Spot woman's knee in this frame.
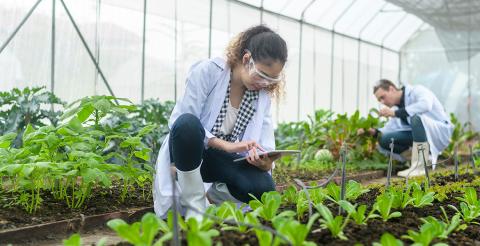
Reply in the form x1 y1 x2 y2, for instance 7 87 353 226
171 113 205 140
240 175 275 200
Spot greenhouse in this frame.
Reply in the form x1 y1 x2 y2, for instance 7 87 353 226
0 0 479 245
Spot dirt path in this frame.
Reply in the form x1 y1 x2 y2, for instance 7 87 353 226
24 229 123 246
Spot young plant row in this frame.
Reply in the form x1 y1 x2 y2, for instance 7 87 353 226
65 176 480 246
0 96 161 213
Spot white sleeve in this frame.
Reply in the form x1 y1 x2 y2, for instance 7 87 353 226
405 85 434 116
168 60 216 146
258 98 275 151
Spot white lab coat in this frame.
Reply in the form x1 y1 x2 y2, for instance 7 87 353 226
379 84 453 164
153 57 275 217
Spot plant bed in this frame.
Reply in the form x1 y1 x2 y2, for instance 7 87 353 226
275 170 384 192
0 183 152 231
0 207 153 244
97 171 480 246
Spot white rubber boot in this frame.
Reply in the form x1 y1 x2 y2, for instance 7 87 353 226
177 163 207 221
397 142 429 177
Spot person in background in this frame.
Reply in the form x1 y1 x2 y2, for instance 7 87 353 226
359 79 453 177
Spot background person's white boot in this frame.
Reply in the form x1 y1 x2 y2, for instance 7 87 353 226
397 142 429 177
177 163 207 220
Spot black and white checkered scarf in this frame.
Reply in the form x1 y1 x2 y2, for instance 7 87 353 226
211 83 259 142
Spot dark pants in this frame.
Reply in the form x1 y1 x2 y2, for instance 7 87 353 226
169 113 275 203
379 115 427 154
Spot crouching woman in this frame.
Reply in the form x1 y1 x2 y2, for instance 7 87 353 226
153 25 288 220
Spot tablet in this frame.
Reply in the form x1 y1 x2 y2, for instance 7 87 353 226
233 150 301 162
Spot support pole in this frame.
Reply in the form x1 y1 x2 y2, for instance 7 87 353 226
0 0 43 55
141 0 147 102
59 0 118 103
329 0 356 111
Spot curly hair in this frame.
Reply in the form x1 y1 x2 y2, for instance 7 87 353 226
225 25 288 99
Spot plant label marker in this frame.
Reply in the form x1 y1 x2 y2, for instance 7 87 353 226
297 132 304 165
386 138 394 189
469 144 477 175
454 146 459 181
419 144 430 188
339 143 347 215
170 162 180 246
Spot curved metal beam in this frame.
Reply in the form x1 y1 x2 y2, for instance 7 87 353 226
230 0 399 53
0 0 43 55
59 0 118 103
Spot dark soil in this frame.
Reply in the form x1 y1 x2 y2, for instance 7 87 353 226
274 167 384 190
4 170 480 245
214 172 480 245
0 183 152 231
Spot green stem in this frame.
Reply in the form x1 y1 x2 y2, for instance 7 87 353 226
71 179 75 209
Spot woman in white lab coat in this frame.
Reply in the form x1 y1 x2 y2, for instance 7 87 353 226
153 25 288 219
368 79 453 177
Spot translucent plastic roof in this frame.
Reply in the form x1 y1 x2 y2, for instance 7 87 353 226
237 0 425 51
388 0 480 61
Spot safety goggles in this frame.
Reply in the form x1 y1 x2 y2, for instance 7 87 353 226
246 51 284 85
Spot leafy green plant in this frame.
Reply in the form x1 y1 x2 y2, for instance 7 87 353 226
107 212 172 246
402 207 466 246
0 87 65 147
338 200 376 225
315 203 350 240
401 217 452 246
272 214 319 246
372 232 403 246
249 191 295 222
324 180 369 203
104 99 174 164
449 187 480 224
296 191 310 220
185 217 220 246
410 182 435 208
215 201 249 233
387 185 413 209
275 109 386 165
445 113 478 157
281 185 298 205
63 234 82 246
371 193 402 222
0 95 154 213
420 215 464 240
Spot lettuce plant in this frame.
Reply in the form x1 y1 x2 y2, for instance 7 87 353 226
372 232 403 246
315 203 350 240
324 180 369 203
107 212 172 246
272 214 319 246
410 182 435 208
371 193 402 222
249 191 295 222
338 200 376 225
449 187 480 224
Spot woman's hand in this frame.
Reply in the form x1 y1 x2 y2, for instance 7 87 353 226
220 139 262 153
246 148 281 171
